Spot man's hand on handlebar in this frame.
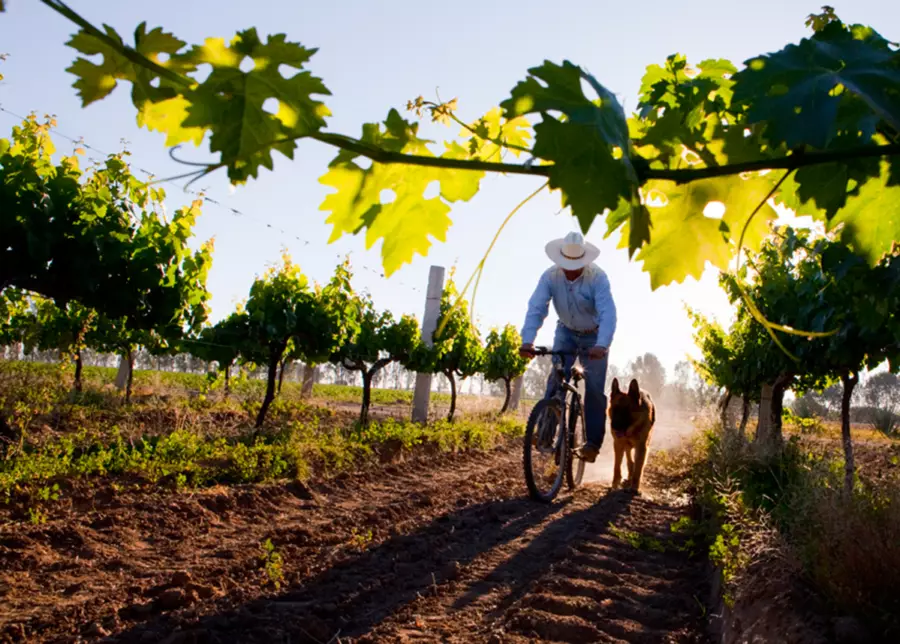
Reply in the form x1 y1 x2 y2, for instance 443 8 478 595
519 343 536 359
588 346 609 361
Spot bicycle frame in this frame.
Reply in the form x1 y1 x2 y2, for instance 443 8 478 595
522 347 590 501
533 347 588 453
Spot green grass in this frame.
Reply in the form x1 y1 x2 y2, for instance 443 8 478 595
0 357 525 521
608 523 668 553
1 359 458 406
0 415 524 502
311 383 451 405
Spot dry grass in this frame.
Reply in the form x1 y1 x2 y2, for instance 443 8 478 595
669 420 900 640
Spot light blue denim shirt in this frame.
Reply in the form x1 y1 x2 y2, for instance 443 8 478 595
521 264 617 348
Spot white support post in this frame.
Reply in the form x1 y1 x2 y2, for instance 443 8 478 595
509 375 524 411
301 363 317 398
411 265 445 424
114 354 130 391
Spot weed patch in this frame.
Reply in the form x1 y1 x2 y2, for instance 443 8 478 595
677 424 900 638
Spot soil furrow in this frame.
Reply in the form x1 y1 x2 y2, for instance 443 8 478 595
2 440 709 643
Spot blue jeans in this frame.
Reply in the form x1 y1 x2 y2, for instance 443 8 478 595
543 323 609 447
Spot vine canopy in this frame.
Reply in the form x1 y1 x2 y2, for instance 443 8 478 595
21 3 900 289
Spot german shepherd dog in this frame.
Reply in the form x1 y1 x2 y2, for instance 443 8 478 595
608 378 656 494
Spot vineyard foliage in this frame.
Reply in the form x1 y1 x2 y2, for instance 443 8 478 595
483 325 529 414
330 294 419 425
409 276 485 422
0 115 214 336
4 4 900 437
18 3 900 291
0 100 520 427
693 227 900 489
239 255 359 428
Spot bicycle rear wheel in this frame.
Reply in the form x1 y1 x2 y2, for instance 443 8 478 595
566 395 587 489
523 398 567 502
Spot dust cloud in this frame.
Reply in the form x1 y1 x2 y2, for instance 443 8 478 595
582 408 703 484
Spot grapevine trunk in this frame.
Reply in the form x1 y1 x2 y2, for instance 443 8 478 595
73 349 83 393
255 349 282 429
125 349 134 404
500 376 511 414
739 395 750 437
445 370 457 422
720 390 733 430
755 375 791 455
840 371 859 494
277 357 288 394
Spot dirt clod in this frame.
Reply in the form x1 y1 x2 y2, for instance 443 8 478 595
155 588 195 611
170 571 192 588
83 621 110 638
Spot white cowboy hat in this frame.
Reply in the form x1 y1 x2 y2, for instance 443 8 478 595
545 231 600 270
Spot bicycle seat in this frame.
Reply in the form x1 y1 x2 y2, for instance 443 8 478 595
571 364 585 380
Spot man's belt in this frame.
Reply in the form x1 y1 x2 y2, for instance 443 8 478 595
564 325 598 336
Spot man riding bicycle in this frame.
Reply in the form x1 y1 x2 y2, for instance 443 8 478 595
519 231 617 463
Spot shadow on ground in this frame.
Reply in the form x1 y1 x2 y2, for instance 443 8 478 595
109 488 636 643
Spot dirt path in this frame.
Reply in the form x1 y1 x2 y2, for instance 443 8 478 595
1 441 707 643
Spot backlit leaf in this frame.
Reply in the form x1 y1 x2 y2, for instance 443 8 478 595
319 110 482 275
732 22 900 149
179 29 331 183
501 60 637 232
621 174 778 289
828 160 900 264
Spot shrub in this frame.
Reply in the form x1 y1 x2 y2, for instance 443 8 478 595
868 407 898 436
683 422 900 639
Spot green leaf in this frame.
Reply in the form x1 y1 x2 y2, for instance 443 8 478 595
461 107 532 161
828 160 900 264
137 96 205 147
628 205 652 259
635 56 738 169
501 60 636 232
319 110 482 275
180 30 331 183
733 25 900 149
625 174 778 289
66 23 190 104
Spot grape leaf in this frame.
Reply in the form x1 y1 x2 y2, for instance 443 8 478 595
619 174 778 289
462 107 532 160
319 110 483 275
66 22 194 105
179 30 331 183
635 56 737 168
733 23 900 149
137 96 205 146
828 160 900 264
501 60 637 232
66 23 205 147
773 130 885 220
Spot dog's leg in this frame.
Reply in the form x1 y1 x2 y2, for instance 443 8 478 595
633 443 650 493
624 446 635 488
612 440 624 489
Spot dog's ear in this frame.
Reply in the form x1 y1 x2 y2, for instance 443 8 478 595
611 378 621 394
628 378 640 402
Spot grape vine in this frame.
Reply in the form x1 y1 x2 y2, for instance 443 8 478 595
15 2 899 292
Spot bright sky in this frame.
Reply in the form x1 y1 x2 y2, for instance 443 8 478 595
1 1 896 375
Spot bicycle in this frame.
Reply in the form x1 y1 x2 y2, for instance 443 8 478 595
522 347 589 502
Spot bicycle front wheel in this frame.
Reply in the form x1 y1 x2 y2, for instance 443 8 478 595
566 394 587 489
523 398 567 502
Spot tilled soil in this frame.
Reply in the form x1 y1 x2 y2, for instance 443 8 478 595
1 442 708 643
